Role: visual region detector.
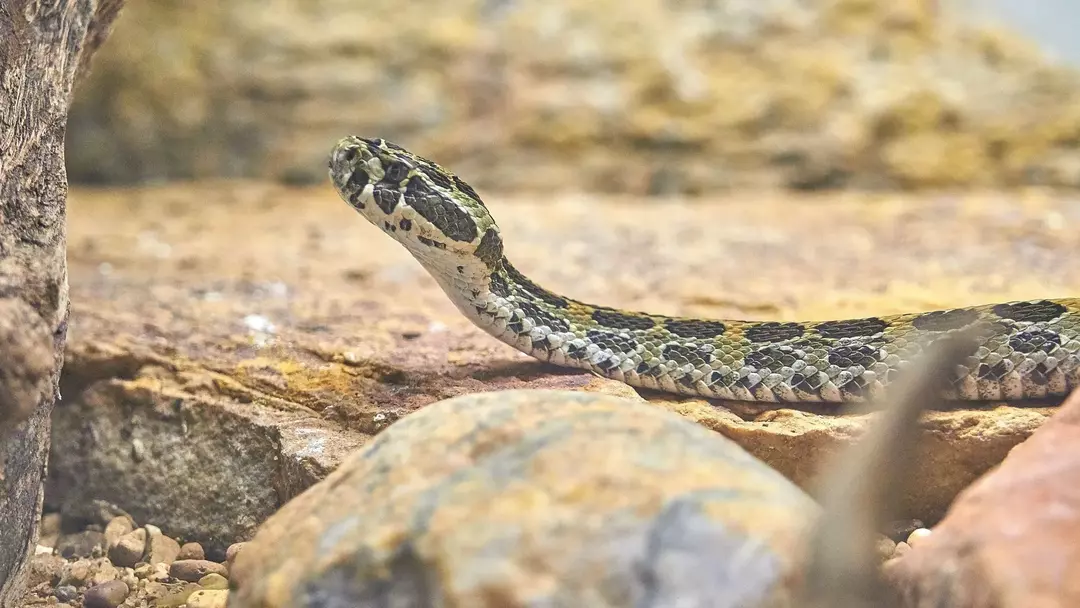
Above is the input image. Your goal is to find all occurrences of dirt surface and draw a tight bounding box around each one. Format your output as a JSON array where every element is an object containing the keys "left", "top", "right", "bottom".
[{"left": 50, "top": 183, "right": 1080, "bottom": 548}]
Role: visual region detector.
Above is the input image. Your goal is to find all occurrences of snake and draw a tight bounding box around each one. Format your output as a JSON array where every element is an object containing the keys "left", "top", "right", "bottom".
[{"left": 328, "top": 136, "right": 1080, "bottom": 404}]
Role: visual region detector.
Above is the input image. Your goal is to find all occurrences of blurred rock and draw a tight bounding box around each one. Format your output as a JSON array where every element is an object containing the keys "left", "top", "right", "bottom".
[
  {"left": 67, "top": 0, "right": 1080, "bottom": 192},
  {"left": 887, "top": 386, "right": 1080, "bottom": 607},
  {"left": 230, "top": 390, "right": 819, "bottom": 607}
]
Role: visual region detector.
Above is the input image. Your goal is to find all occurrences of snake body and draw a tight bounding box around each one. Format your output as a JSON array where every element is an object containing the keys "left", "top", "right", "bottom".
[{"left": 328, "top": 136, "right": 1080, "bottom": 403}]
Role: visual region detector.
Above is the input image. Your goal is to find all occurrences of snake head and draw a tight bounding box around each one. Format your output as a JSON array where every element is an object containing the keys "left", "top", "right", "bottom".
[{"left": 329, "top": 136, "right": 504, "bottom": 279}]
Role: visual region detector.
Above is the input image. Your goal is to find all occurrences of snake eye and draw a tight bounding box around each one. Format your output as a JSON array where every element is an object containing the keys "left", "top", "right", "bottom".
[{"left": 342, "top": 147, "right": 357, "bottom": 162}]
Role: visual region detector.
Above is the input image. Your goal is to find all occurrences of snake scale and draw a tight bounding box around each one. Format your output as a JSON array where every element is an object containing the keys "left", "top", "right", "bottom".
[{"left": 329, "top": 136, "right": 1080, "bottom": 403}]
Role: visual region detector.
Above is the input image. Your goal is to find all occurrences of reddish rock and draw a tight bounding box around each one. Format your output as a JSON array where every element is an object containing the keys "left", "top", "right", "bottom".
[{"left": 888, "top": 389, "right": 1080, "bottom": 607}]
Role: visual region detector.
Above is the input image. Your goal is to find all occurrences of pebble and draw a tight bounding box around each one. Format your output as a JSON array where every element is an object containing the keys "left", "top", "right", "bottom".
[
  {"left": 60, "top": 560, "right": 92, "bottom": 586},
  {"left": 178, "top": 541, "right": 205, "bottom": 561},
  {"left": 54, "top": 584, "right": 78, "bottom": 603},
  {"left": 82, "top": 580, "right": 129, "bottom": 608},
  {"left": 170, "top": 559, "right": 228, "bottom": 582},
  {"left": 107, "top": 528, "right": 146, "bottom": 567},
  {"left": 186, "top": 589, "right": 229, "bottom": 608},
  {"left": 906, "top": 527, "right": 932, "bottom": 548},
  {"left": 142, "top": 581, "right": 168, "bottom": 600},
  {"left": 103, "top": 515, "right": 135, "bottom": 547},
  {"left": 894, "top": 541, "right": 912, "bottom": 557},
  {"left": 224, "top": 542, "right": 246, "bottom": 572},
  {"left": 156, "top": 583, "right": 200, "bottom": 607},
  {"left": 875, "top": 535, "right": 897, "bottom": 562},
  {"left": 145, "top": 524, "right": 181, "bottom": 564},
  {"left": 198, "top": 572, "right": 230, "bottom": 590}
]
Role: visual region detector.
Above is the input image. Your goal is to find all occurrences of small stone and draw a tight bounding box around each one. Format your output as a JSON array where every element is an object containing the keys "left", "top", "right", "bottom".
[
  {"left": 60, "top": 559, "right": 93, "bottom": 587},
  {"left": 906, "top": 527, "right": 932, "bottom": 548},
  {"left": 147, "top": 562, "right": 171, "bottom": 583},
  {"left": 894, "top": 541, "right": 912, "bottom": 557},
  {"left": 89, "top": 559, "right": 119, "bottom": 586},
  {"left": 142, "top": 581, "right": 168, "bottom": 599},
  {"left": 177, "top": 542, "right": 205, "bottom": 561},
  {"left": 198, "top": 572, "right": 229, "bottom": 590},
  {"left": 82, "top": 580, "right": 129, "bottom": 608},
  {"left": 155, "top": 583, "right": 200, "bottom": 607},
  {"left": 56, "top": 530, "right": 107, "bottom": 559},
  {"left": 169, "top": 559, "right": 228, "bottom": 582},
  {"left": 144, "top": 525, "right": 181, "bottom": 565},
  {"left": 224, "top": 542, "right": 245, "bottom": 572},
  {"left": 107, "top": 529, "right": 147, "bottom": 568},
  {"left": 132, "top": 564, "right": 153, "bottom": 580},
  {"left": 875, "top": 535, "right": 897, "bottom": 562},
  {"left": 186, "top": 589, "right": 229, "bottom": 608},
  {"left": 103, "top": 515, "right": 135, "bottom": 547},
  {"left": 54, "top": 584, "right": 78, "bottom": 602}
]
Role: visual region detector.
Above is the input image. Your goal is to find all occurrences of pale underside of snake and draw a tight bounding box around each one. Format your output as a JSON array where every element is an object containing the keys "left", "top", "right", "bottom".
[{"left": 328, "top": 136, "right": 1080, "bottom": 404}]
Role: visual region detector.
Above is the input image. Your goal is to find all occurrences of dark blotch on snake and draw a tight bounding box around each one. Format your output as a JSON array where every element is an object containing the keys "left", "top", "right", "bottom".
[
  {"left": 452, "top": 175, "right": 486, "bottom": 208},
  {"left": 399, "top": 218, "right": 412, "bottom": 231},
  {"left": 518, "top": 299, "right": 570, "bottom": 332},
  {"left": 744, "top": 322, "right": 805, "bottom": 343},
  {"left": 421, "top": 164, "right": 454, "bottom": 190},
  {"left": 662, "top": 343, "right": 714, "bottom": 366},
  {"left": 814, "top": 317, "right": 888, "bottom": 339},
  {"left": 992, "top": 300, "right": 1068, "bottom": 323},
  {"left": 502, "top": 260, "right": 569, "bottom": 308},
  {"left": 911, "top": 308, "right": 980, "bottom": 332},
  {"left": 474, "top": 228, "right": 503, "bottom": 270},
  {"left": 586, "top": 329, "right": 639, "bottom": 355},
  {"left": 404, "top": 176, "right": 478, "bottom": 242},
  {"left": 978, "top": 360, "right": 1012, "bottom": 381},
  {"left": 826, "top": 344, "right": 879, "bottom": 368},
  {"left": 373, "top": 188, "right": 399, "bottom": 214},
  {"left": 663, "top": 319, "right": 726, "bottom": 339},
  {"left": 417, "top": 236, "right": 446, "bottom": 250},
  {"left": 744, "top": 345, "right": 798, "bottom": 371},
  {"left": 1008, "top": 328, "right": 1061, "bottom": 354},
  {"left": 591, "top": 307, "right": 656, "bottom": 331}
]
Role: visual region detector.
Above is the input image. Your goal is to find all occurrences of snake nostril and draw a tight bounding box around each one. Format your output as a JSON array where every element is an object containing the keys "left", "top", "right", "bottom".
[{"left": 342, "top": 146, "right": 358, "bottom": 162}]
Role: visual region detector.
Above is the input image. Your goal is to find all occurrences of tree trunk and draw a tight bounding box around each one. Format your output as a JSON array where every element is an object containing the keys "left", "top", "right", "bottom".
[{"left": 0, "top": 1, "right": 124, "bottom": 604}]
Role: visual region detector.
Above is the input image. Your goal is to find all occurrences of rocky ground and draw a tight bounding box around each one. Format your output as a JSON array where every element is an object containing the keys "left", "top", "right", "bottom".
[
  {"left": 67, "top": 0, "right": 1080, "bottom": 191},
  {"left": 21, "top": 182, "right": 1079, "bottom": 605}
]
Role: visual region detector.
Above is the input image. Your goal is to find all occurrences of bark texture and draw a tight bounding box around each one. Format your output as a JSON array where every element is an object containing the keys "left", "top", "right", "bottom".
[{"left": 0, "top": 1, "right": 123, "bottom": 604}]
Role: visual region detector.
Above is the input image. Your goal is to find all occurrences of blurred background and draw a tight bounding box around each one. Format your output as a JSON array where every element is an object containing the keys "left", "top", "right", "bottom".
[{"left": 67, "top": 0, "right": 1080, "bottom": 196}]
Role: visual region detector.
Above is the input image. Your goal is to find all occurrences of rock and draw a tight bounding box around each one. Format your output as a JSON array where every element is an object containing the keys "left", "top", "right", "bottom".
[
  {"left": 51, "top": 185, "right": 1079, "bottom": 549},
  {"left": 156, "top": 583, "right": 200, "bottom": 607},
  {"left": 55, "top": 531, "right": 107, "bottom": 559},
  {"left": 67, "top": 0, "right": 1080, "bottom": 193},
  {"left": 905, "top": 527, "right": 932, "bottom": 548},
  {"left": 177, "top": 542, "right": 205, "bottom": 561},
  {"left": 60, "top": 560, "right": 93, "bottom": 587},
  {"left": 54, "top": 584, "right": 78, "bottom": 603},
  {"left": 198, "top": 573, "right": 229, "bottom": 590},
  {"left": 106, "top": 528, "right": 146, "bottom": 568},
  {"left": 82, "top": 580, "right": 129, "bottom": 608},
  {"left": 224, "top": 543, "right": 245, "bottom": 573},
  {"left": 230, "top": 390, "right": 819, "bottom": 607},
  {"left": 169, "top": 560, "right": 228, "bottom": 583},
  {"left": 103, "top": 515, "right": 135, "bottom": 547},
  {"left": 186, "top": 589, "right": 229, "bottom": 608},
  {"left": 144, "top": 525, "right": 181, "bottom": 565},
  {"left": 887, "top": 388, "right": 1080, "bottom": 607}
]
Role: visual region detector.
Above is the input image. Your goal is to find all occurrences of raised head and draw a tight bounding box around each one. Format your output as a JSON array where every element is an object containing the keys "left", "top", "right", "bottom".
[{"left": 328, "top": 137, "right": 504, "bottom": 281}]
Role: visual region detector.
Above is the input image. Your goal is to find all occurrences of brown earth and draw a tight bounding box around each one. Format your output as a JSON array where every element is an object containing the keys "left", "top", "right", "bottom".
[
  {"left": 67, "top": 0, "right": 1080, "bottom": 192},
  {"left": 50, "top": 182, "right": 1080, "bottom": 552}
]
